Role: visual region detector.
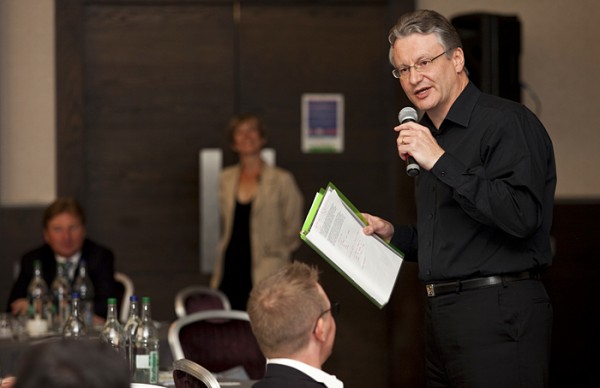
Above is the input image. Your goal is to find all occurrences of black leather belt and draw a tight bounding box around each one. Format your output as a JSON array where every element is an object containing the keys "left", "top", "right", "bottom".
[{"left": 425, "top": 270, "right": 539, "bottom": 297}]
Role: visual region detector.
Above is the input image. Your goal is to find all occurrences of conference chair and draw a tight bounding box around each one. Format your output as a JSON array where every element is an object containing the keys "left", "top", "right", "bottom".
[
  {"left": 168, "top": 310, "right": 266, "bottom": 380},
  {"left": 172, "top": 358, "right": 220, "bottom": 388},
  {"left": 114, "top": 271, "right": 134, "bottom": 323},
  {"left": 174, "top": 285, "right": 231, "bottom": 318}
]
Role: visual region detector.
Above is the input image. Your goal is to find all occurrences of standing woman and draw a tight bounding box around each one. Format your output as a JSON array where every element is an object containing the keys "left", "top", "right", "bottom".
[{"left": 211, "top": 113, "right": 304, "bottom": 310}]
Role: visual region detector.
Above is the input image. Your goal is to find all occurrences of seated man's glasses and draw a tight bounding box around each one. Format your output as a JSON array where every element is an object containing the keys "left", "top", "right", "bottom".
[{"left": 313, "top": 301, "right": 341, "bottom": 333}]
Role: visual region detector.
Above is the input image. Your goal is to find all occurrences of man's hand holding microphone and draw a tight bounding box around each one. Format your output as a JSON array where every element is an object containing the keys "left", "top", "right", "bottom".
[{"left": 396, "top": 107, "right": 445, "bottom": 176}]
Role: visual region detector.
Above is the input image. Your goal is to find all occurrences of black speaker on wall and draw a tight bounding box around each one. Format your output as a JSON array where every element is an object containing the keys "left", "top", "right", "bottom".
[{"left": 451, "top": 13, "right": 521, "bottom": 102}]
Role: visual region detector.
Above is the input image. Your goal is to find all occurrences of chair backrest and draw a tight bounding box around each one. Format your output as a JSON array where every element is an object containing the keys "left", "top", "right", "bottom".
[
  {"left": 174, "top": 285, "right": 231, "bottom": 318},
  {"left": 168, "top": 310, "right": 266, "bottom": 380},
  {"left": 172, "top": 358, "right": 220, "bottom": 388},
  {"left": 114, "top": 271, "right": 134, "bottom": 323}
]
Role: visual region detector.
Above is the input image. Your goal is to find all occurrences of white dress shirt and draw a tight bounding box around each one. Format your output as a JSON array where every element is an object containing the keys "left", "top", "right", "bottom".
[
  {"left": 268, "top": 358, "right": 343, "bottom": 388},
  {"left": 56, "top": 252, "right": 81, "bottom": 282}
]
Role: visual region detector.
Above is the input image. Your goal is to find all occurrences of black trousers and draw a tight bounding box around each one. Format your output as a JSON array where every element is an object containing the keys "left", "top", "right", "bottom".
[{"left": 425, "top": 279, "right": 552, "bottom": 388}]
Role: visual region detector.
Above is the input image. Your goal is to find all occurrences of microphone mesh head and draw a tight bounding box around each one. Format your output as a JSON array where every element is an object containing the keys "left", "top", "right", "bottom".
[{"left": 398, "top": 107, "right": 418, "bottom": 123}]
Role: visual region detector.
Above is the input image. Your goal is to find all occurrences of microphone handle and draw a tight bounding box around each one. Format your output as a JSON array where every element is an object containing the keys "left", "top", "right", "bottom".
[
  {"left": 400, "top": 110, "right": 420, "bottom": 177},
  {"left": 406, "top": 156, "right": 420, "bottom": 176}
]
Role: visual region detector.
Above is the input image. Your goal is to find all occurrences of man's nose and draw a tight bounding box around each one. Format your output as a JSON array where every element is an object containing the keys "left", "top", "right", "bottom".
[
  {"left": 60, "top": 230, "right": 73, "bottom": 240},
  {"left": 407, "top": 67, "right": 423, "bottom": 83}
]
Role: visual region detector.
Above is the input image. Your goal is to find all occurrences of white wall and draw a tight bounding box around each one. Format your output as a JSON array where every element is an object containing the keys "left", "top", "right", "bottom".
[
  {"left": 0, "top": 0, "right": 56, "bottom": 206},
  {"left": 418, "top": 0, "right": 600, "bottom": 199}
]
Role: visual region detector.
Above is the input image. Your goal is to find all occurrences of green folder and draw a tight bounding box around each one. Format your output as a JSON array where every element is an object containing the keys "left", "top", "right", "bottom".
[{"left": 300, "top": 182, "right": 404, "bottom": 308}]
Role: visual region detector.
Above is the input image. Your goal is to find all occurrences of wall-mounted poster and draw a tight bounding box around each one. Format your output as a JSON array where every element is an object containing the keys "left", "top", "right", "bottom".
[{"left": 301, "top": 93, "right": 344, "bottom": 153}]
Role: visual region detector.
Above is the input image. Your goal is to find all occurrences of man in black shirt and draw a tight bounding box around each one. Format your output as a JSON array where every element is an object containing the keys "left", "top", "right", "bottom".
[{"left": 363, "top": 10, "right": 556, "bottom": 388}]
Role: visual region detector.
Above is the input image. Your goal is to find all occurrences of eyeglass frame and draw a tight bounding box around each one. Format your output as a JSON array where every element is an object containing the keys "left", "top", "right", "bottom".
[
  {"left": 312, "top": 301, "right": 341, "bottom": 333},
  {"left": 392, "top": 49, "right": 451, "bottom": 79}
]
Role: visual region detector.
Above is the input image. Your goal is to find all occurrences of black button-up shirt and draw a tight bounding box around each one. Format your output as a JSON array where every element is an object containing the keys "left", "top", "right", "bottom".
[{"left": 391, "top": 82, "right": 557, "bottom": 283}]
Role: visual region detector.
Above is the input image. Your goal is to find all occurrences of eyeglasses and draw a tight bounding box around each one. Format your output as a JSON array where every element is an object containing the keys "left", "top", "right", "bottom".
[
  {"left": 312, "top": 301, "right": 341, "bottom": 333},
  {"left": 392, "top": 50, "right": 449, "bottom": 79}
]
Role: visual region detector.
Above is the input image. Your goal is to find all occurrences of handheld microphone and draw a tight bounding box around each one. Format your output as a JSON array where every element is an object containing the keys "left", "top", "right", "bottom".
[{"left": 398, "top": 107, "right": 420, "bottom": 177}]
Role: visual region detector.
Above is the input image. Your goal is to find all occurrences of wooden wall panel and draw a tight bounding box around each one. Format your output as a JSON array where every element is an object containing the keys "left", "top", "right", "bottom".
[
  {"left": 238, "top": 5, "right": 400, "bottom": 207},
  {"left": 81, "top": 3, "right": 236, "bottom": 319},
  {"left": 56, "top": 0, "right": 86, "bottom": 198},
  {"left": 236, "top": 5, "right": 404, "bottom": 386},
  {"left": 545, "top": 203, "right": 600, "bottom": 387}
]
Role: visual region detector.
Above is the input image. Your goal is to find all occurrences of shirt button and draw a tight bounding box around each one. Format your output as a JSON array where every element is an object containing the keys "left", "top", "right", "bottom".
[{"left": 441, "top": 170, "right": 446, "bottom": 177}]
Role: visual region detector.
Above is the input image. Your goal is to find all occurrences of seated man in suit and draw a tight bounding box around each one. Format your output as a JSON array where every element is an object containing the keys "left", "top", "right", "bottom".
[
  {"left": 6, "top": 197, "right": 116, "bottom": 324},
  {"left": 247, "top": 261, "right": 343, "bottom": 388}
]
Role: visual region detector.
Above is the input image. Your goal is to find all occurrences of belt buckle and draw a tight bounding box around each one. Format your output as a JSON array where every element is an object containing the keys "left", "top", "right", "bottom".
[{"left": 426, "top": 284, "right": 435, "bottom": 297}]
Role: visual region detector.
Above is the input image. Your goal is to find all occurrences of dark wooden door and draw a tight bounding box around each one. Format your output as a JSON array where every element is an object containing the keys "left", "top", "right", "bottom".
[{"left": 81, "top": 2, "right": 236, "bottom": 318}]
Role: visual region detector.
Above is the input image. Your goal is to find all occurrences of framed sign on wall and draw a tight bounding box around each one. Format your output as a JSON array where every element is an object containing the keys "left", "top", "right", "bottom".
[{"left": 301, "top": 93, "right": 344, "bottom": 153}]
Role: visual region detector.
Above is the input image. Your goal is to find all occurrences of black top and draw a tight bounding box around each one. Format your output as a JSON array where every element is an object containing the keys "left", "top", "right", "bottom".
[
  {"left": 6, "top": 238, "right": 117, "bottom": 317},
  {"left": 252, "top": 364, "right": 327, "bottom": 388},
  {"left": 392, "top": 82, "right": 557, "bottom": 282},
  {"left": 220, "top": 201, "right": 253, "bottom": 310}
]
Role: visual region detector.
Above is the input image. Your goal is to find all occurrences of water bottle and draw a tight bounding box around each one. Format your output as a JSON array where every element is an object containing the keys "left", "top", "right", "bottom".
[
  {"left": 133, "top": 297, "right": 159, "bottom": 384},
  {"left": 26, "top": 260, "right": 50, "bottom": 335},
  {"left": 72, "top": 260, "right": 94, "bottom": 328},
  {"left": 124, "top": 295, "right": 142, "bottom": 375},
  {"left": 100, "top": 298, "right": 126, "bottom": 357},
  {"left": 63, "top": 292, "right": 87, "bottom": 338},
  {"left": 27, "top": 260, "right": 49, "bottom": 319},
  {"left": 50, "top": 262, "right": 71, "bottom": 332}
]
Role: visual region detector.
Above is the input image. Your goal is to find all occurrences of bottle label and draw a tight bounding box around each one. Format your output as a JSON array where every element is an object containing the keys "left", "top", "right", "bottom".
[
  {"left": 135, "top": 351, "right": 158, "bottom": 383},
  {"left": 149, "top": 350, "right": 158, "bottom": 383},
  {"left": 135, "top": 354, "right": 150, "bottom": 369}
]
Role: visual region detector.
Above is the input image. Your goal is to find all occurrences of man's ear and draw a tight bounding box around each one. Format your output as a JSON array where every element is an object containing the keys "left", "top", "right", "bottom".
[
  {"left": 313, "top": 317, "right": 330, "bottom": 343},
  {"left": 452, "top": 47, "right": 466, "bottom": 73}
]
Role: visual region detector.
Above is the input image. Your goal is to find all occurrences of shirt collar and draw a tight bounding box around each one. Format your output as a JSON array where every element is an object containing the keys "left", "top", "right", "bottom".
[
  {"left": 55, "top": 252, "right": 82, "bottom": 280},
  {"left": 422, "top": 81, "right": 481, "bottom": 132},
  {"left": 55, "top": 251, "right": 81, "bottom": 264},
  {"left": 268, "top": 358, "right": 343, "bottom": 388}
]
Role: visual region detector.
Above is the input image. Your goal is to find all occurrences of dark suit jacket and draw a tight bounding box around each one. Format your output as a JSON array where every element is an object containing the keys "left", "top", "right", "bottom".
[
  {"left": 252, "top": 364, "right": 327, "bottom": 388},
  {"left": 6, "top": 238, "right": 116, "bottom": 318}
]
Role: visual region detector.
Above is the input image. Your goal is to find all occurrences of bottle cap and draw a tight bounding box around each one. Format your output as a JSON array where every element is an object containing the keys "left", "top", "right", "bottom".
[{"left": 107, "top": 298, "right": 117, "bottom": 305}]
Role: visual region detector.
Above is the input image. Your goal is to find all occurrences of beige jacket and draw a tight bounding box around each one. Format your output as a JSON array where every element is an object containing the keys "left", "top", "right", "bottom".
[{"left": 210, "top": 164, "right": 304, "bottom": 289}]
